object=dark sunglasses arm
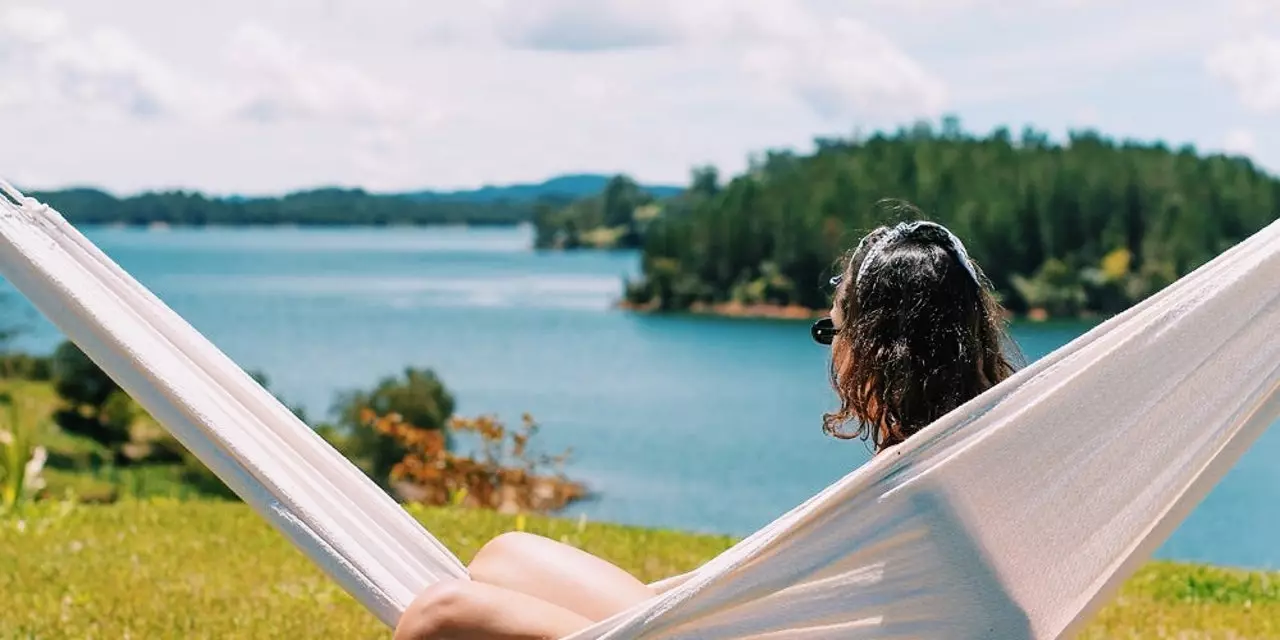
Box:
[811,317,838,345]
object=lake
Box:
[4,224,1278,571]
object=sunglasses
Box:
[810,274,844,346]
[811,316,838,346]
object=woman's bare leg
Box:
[393,579,593,640]
[467,532,656,622]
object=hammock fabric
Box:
[1,179,1278,639]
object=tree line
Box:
[28,187,566,227]
[575,118,1280,318]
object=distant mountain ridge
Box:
[22,173,687,227]
[401,174,684,203]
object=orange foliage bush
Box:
[360,409,586,515]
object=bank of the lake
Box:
[617,298,1097,323]
[617,298,827,320]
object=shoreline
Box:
[618,299,1098,324]
[617,299,827,320]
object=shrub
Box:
[367,411,585,514]
[49,341,132,454]
[1011,258,1089,318]
[331,367,455,484]
[0,352,53,380]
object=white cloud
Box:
[738,17,946,119]
[222,22,430,129]
[1207,35,1280,113]
[3,0,1276,194]
[492,0,680,51]
[485,0,946,121]
[1223,128,1257,156]
[1072,105,1101,127]
[0,7,433,133]
[0,6,216,122]
[1231,0,1280,21]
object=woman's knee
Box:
[475,531,545,561]
[392,579,479,640]
[467,531,653,622]
[394,578,594,640]
[470,532,546,579]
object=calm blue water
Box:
[4,225,1278,571]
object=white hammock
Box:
[1,179,1277,639]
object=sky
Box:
[0,0,1277,196]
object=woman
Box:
[394,214,1019,640]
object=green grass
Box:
[3,378,1277,637]
[1,501,1279,638]
[40,464,213,503]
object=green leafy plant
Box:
[0,391,47,512]
[366,411,585,514]
[331,367,456,484]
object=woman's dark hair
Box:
[823,203,1020,452]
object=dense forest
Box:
[583,119,1280,318]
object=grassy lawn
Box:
[4,378,1279,637]
[1,501,1279,638]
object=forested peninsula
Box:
[535,120,1280,320]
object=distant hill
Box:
[402,174,684,203]
[20,174,687,227]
